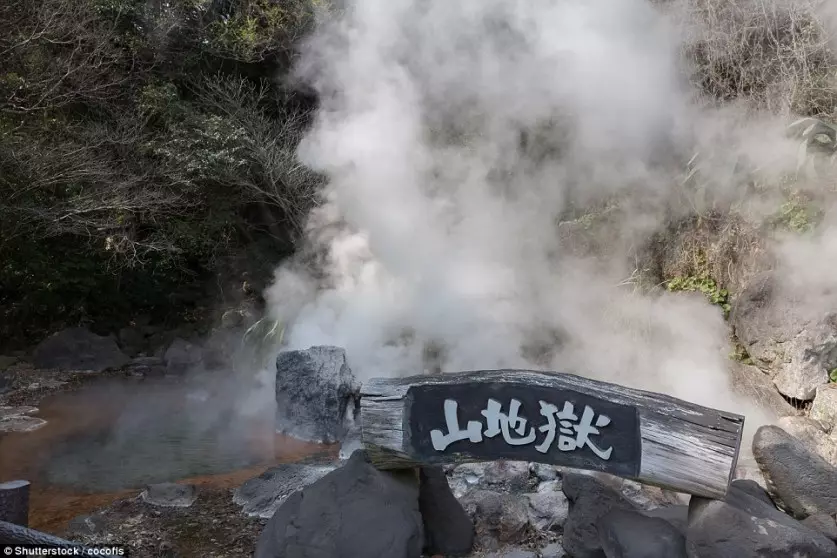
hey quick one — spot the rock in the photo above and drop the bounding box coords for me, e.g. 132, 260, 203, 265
560, 472, 638, 558
483, 461, 532, 492
811, 383, 837, 430
530, 462, 558, 482
419, 467, 474, 556
526, 484, 569, 531
447, 463, 490, 498
0, 355, 19, 371
483, 548, 537, 558
117, 327, 145, 357
777, 415, 837, 465
67, 514, 108, 537
729, 478, 775, 507
538, 542, 567, 558
0, 373, 12, 394
0, 406, 46, 433
254, 450, 424, 558
687, 480, 837, 557
752, 425, 837, 517
729, 361, 798, 418
619, 479, 686, 510
642, 505, 689, 534
596, 508, 687, 558
730, 273, 837, 400
274, 346, 360, 444
163, 338, 203, 374
233, 464, 335, 518
140, 483, 197, 508
459, 490, 529, 550
32, 328, 129, 372
124, 357, 167, 378
802, 514, 837, 542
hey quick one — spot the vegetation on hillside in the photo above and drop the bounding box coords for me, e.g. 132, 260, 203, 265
0, 0, 326, 347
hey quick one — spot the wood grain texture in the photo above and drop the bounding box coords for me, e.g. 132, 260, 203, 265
359, 369, 745, 499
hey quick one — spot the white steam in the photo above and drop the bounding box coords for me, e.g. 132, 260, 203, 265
264, 0, 832, 434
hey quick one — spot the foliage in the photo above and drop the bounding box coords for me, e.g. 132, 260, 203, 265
0, 0, 324, 349
665, 252, 731, 317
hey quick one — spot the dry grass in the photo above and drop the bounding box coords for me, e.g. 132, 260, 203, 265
683, 0, 837, 119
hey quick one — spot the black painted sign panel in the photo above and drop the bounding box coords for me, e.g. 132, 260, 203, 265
405, 382, 641, 477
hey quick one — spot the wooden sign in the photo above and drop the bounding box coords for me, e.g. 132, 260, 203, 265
360, 370, 745, 499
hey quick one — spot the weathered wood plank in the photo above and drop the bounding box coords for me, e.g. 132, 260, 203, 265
359, 369, 745, 499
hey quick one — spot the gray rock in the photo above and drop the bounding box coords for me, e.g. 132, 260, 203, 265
483, 548, 537, 558
730, 273, 837, 400
140, 483, 197, 508
729, 361, 798, 418
0, 406, 46, 433
254, 450, 424, 558
752, 425, 837, 517
117, 327, 145, 357
163, 338, 203, 374
448, 463, 490, 498
483, 461, 532, 492
729, 479, 775, 507
687, 480, 837, 557
459, 490, 529, 551
419, 467, 474, 556
802, 513, 837, 542
561, 472, 638, 558
275, 346, 360, 443
124, 356, 166, 378
32, 328, 129, 372
619, 479, 686, 510
538, 542, 566, 558
530, 463, 559, 482
67, 514, 108, 537
642, 505, 688, 534
0, 356, 19, 371
811, 384, 837, 430
233, 463, 335, 518
777, 415, 837, 465
0, 373, 13, 394
526, 485, 569, 531
596, 508, 687, 558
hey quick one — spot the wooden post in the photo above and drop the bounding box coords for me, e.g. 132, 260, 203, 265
360, 370, 745, 499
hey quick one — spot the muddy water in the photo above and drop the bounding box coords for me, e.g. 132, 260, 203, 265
0, 377, 336, 533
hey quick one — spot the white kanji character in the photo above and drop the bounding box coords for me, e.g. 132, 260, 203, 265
535, 400, 559, 454
555, 401, 579, 451
481, 398, 537, 446
430, 399, 484, 451
574, 405, 613, 460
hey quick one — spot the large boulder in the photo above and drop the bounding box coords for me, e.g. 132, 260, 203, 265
418, 467, 474, 556
254, 450, 424, 558
776, 416, 837, 465
233, 464, 335, 518
275, 346, 360, 443
596, 508, 687, 558
728, 361, 798, 418
811, 383, 837, 430
163, 338, 203, 375
32, 328, 129, 372
561, 472, 638, 558
686, 479, 837, 557
752, 425, 837, 517
730, 272, 837, 400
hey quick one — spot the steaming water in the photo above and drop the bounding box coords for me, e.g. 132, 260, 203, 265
1, 376, 330, 494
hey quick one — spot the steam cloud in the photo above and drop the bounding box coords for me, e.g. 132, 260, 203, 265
264, 0, 836, 439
